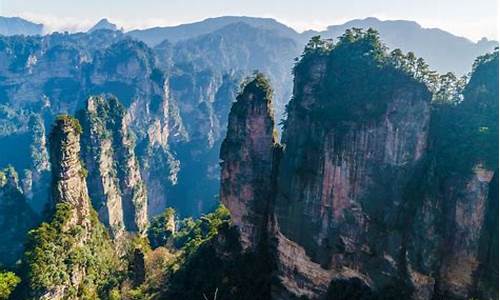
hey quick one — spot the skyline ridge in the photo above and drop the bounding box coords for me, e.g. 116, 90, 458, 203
0, 14, 496, 44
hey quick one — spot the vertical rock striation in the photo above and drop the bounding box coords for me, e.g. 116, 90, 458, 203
22, 114, 51, 213
87, 39, 185, 218
49, 115, 91, 227
79, 96, 148, 239
422, 50, 499, 300
26, 115, 120, 300
220, 73, 277, 250
219, 32, 498, 300
272, 34, 431, 299
167, 68, 240, 217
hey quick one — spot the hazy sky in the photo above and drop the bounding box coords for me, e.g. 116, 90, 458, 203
0, 0, 497, 41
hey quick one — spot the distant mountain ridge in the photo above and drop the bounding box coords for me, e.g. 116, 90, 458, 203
1, 15, 496, 73
88, 18, 118, 32
302, 17, 498, 74
127, 16, 297, 45
0, 16, 43, 36
118, 15, 500, 74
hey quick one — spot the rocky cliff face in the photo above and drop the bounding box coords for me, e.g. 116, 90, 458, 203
0, 32, 184, 217
49, 116, 92, 225
413, 50, 499, 300
272, 39, 431, 299
79, 96, 148, 239
0, 166, 38, 267
26, 115, 120, 300
22, 114, 51, 212
85, 39, 184, 217
220, 33, 498, 300
220, 74, 277, 250
0, 23, 297, 219
436, 167, 494, 298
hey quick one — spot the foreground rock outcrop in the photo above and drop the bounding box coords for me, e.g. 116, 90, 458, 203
421, 50, 499, 300
220, 32, 498, 300
25, 115, 120, 300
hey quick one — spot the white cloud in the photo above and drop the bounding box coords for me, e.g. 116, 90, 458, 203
16, 12, 187, 33
17, 12, 94, 33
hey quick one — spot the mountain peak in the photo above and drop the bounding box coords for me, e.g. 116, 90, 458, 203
89, 18, 117, 32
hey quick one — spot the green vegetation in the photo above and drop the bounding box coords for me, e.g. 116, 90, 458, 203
291, 30, 497, 176
233, 71, 274, 119
0, 271, 20, 300
0, 28, 494, 300
119, 204, 272, 299
55, 114, 83, 135
24, 203, 123, 299
172, 204, 231, 256
431, 50, 498, 175
147, 207, 176, 249
162, 205, 273, 300
121, 205, 240, 299
290, 28, 431, 132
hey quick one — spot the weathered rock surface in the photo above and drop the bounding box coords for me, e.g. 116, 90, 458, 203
220, 74, 277, 250
36, 116, 93, 299
220, 35, 498, 300
414, 51, 499, 300
49, 116, 92, 226
272, 50, 432, 299
437, 166, 494, 297
0, 23, 297, 218
166, 69, 239, 216
79, 96, 148, 239
0, 32, 183, 217
22, 114, 51, 213
26, 115, 120, 300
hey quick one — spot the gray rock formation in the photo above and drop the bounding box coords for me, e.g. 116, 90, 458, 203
79, 96, 148, 239
27, 115, 120, 300
0, 166, 38, 267
49, 115, 92, 229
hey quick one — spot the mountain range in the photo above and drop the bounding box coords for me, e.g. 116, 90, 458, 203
1, 15, 496, 74
0, 14, 497, 219
0, 12, 497, 300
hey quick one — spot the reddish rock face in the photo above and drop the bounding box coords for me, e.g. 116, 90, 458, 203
219, 74, 277, 251
218, 40, 498, 300
271, 54, 433, 298
437, 166, 494, 297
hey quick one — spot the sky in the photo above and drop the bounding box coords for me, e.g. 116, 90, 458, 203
0, 0, 497, 42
